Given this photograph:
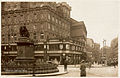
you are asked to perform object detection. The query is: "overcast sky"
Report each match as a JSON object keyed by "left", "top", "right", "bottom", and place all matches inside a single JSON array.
[
  {"left": 1, "top": 0, "right": 119, "bottom": 48},
  {"left": 64, "top": 0, "right": 119, "bottom": 47}
]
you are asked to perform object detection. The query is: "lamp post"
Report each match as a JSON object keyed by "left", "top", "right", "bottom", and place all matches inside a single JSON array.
[
  {"left": 59, "top": 38, "right": 66, "bottom": 64},
  {"left": 60, "top": 43, "right": 67, "bottom": 71},
  {"left": 44, "top": 41, "right": 47, "bottom": 62},
  {"left": 40, "top": 32, "right": 49, "bottom": 62}
]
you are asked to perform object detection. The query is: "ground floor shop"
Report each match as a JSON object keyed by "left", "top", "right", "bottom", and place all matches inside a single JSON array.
[
  {"left": 1, "top": 39, "right": 86, "bottom": 65},
  {"left": 2, "top": 51, "right": 82, "bottom": 65}
]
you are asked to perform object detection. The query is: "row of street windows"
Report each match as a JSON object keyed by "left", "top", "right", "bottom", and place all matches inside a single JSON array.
[{"left": 1, "top": 44, "right": 84, "bottom": 52}]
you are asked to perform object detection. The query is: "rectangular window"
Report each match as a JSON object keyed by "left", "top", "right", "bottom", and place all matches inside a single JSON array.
[
  {"left": 52, "top": 16, "right": 54, "bottom": 22},
  {"left": 8, "top": 34, "right": 10, "bottom": 41},
  {"left": 48, "top": 23, "right": 50, "bottom": 29},
  {"left": 2, "top": 34, "right": 5, "bottom": 41},
  {"left": 34, "top": 36, "right": 36, "bottom": 39},
  {"left": 34, "top": 13, "right": 37, "bottom": 20},
  {"left": 56, "top": 18, "right": 58, "bottom": 24},
  {"left": 52, "top": 25, "right": 54, "bottom": 31},
  {"left": 1, "top": 46, "right": 4, "bottom": 51},
  {"left": 35, "top": 44, "right": 44, "bottom": 51},
  {"left": 48, "top": 14, "right": 50, "bottom": 20},
  {"left": 2, "top": 16, "right": 5, "bottom": 24}
]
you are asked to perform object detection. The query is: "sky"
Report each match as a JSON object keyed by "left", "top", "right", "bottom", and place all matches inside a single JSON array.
[
  {"left": 65, "top": 0, "right": 119, "bottom": 47},
  {"left": 1, "top": 0, "right": 119, "bottom": 48}
]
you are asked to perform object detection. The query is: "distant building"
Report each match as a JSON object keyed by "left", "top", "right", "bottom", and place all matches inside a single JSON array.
[
  {"left": 86, "top": 38, "right": 94, "bottom": 48},
  {"left": 70, "top": 19, "right": 87, "bottom": 41},
  {"left": 1, "top": 2, "right": 87, "bottom": 64},
  {"left": 101, "top": 46, "right": 111, "bottom": 64},
  {"left": 70, "top": 18, "right": 87, "bottom": 61},
  {"left": 71, "top": 18, "right": 87, "bottom": 51},
  {"left": 86, "top": 38, "right": 94, "bottom": 62},
  {"left": 94, "top": 43, "right": 100, "bottom": 50}
]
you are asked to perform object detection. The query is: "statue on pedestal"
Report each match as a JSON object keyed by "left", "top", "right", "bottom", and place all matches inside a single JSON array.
[
  {"left": 15, "top": 26, "right": 34, "bottom": 63},
  {"left": 20, "top": 26, "right": 30, "bottom": 38}
]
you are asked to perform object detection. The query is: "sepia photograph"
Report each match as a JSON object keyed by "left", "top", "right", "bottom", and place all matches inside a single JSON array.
[{"left": 1, "top": 0, "right": 119, "bottom": 77}]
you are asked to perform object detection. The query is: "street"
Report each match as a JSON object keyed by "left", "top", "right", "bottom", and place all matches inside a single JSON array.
[
  {"left": 52, "top": 64, "right": 118, "bottom": 77},
  {"left": 1, "top": 64, "right": 118, "bottom": 77}
]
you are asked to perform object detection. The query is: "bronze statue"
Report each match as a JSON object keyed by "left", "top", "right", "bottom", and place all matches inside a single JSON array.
[{"left": 20, "top": 26, "right": 30, "bottom": 38}]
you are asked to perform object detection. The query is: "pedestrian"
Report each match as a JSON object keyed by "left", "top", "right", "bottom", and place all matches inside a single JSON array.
[
  {"left": 88, "top": 62, "right": 92, "bottom": 69},
  {"left": 80, "top": 60, "right": 86, "bottom": 77},
  {"left": 113, "top": 60, "right": 116, "bottom": 68},
  {"left": 64, "top": 59, "right": 68, "bottom": 71}
]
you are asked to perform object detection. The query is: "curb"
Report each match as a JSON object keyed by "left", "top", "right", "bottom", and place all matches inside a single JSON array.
[
  {"left": 2, "top": 71, "right": 68, "bottom": 77},
  {"left": 35, "top": 71, "right": 68, "bottom": 77}
]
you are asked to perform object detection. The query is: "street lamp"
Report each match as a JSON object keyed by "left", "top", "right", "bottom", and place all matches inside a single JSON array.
[
  {"left": 59, "top": 41, "right": 65, "bottom": 64},
  {"left": 44, "top": 42, "right": 47, "bottom": 62},
  {"left": 40, "top": 32, "right": 49, "bottom": 62},
  {"left": 62, "top": 53, "right": 66, "bottom": 64}
]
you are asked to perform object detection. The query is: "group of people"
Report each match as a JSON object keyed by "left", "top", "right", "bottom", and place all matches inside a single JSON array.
[{"left": 110, "top": 60, "right": 118, "bottom": 68}]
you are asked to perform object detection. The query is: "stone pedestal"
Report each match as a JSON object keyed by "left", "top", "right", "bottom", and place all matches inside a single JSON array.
[{"left": 15, "top": 37, "right": 35, "bottom": 63}]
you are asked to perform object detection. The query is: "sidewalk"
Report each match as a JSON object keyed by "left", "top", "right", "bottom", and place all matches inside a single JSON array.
[
  {"left": 66, "top": 64, "right": 103, "bottom": 68},
  {"left": 52, "top": 65, "right": 118, "bottom": 77},
  {"left": 91, "top": 64, "right": 102, "bottom": 68},
  {"left": 1, "top": 66, "right": 68, "bottom": 77},
  {"left": 86, "top": 66, "right": 118, "bottom": 77}
]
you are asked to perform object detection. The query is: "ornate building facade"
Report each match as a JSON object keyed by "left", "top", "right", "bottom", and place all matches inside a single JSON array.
[
  {"left": 1, "top": 2, "right": 87, "bottom": 64},
  {"left": 2, "top": 2, "right": 71, "bottom": 43}
]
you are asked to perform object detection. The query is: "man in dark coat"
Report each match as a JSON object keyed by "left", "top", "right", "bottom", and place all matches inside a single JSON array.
[
  {"left": 80, "top": 60, "right": 86, "bottom": 77},
  {"left": 64, "top": 59, "right": 68, "bottom": 71}
]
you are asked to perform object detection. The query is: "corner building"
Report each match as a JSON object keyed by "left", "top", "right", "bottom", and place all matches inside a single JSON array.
[
  {"left": 1, "top": 2, "right": 87, "bottom": 64},
  {"left": 2, "top": 2, "right": 71, "bottom": 43}
]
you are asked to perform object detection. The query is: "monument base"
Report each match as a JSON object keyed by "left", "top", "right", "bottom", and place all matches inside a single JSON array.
[
  {"left": 15, "top": 37, "right": 34, "bottom": 63},
  {"left": 2, "top": 37, "right": 59, "bottom": 75}
]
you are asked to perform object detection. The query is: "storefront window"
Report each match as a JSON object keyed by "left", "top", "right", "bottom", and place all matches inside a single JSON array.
[
  {"left": 35, "top": 44, "right": 44, "bottom": 51},
  {"left": 12, "top": 45, "right": 17, "bottom": 51},
  {"left": 59, "top": 44, "right": 63, "bottom": 50},
  {"left": 72, "top": 45, "right": 75, "bottom": 51},
  {"left": 66, "top": 44, "right": 69, "bottom": 50},
  {"left": 49, "top": 44, "right": 59, "bottom": 51}
]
